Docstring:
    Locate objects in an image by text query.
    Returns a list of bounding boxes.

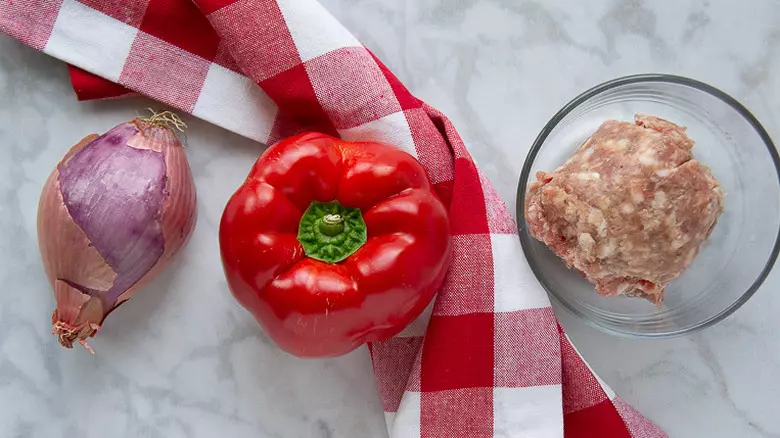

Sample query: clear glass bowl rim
[515,73,780,338]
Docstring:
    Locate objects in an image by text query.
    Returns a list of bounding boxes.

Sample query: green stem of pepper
[319,214,345,236]
[297,201,367,263]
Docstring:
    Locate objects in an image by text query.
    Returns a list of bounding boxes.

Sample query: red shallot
[36,111,198,352]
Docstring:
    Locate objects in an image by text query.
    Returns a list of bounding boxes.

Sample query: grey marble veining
[1,1,780,437]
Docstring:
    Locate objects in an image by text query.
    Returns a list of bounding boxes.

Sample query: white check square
[391,392,421,437]
[194,64,278,143]
[45,0,138,82]
[494,385,564,438]
[277,0,363,61]
[491,234,552,313]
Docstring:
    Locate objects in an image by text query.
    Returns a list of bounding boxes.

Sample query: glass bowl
[516,74,780,338]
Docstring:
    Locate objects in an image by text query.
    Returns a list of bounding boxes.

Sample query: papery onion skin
[37,117,197,351]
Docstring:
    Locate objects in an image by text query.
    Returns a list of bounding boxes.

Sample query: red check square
[208,0,301,81]
[119,32,211,112]
[421,313,494,391]
[404,108,455,185]
[449,158,491,235]
[76,0,150,27]
[433,180,454,209]
[305,47,402,129]
[433,234,494,316]
[68,65,134,100]
[561,335,608,414]
[260,63,338,141]
[214,41,241,73]
[140,0,220,61]
[421,387,494,438]
[0,0,63,50]
[565,400,632,438]
[494,308,562,387]
[369,337,423,413]
[424,103,470,158]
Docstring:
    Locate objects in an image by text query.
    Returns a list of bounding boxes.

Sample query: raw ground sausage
[525,114,724,305]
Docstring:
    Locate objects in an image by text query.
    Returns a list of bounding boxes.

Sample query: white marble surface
[1,1,779,437]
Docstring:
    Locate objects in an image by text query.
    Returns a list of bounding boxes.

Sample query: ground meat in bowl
[524,114,724,305]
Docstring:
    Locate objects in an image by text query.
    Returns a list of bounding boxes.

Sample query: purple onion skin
[58,123,166,309]
[39,117,197,352]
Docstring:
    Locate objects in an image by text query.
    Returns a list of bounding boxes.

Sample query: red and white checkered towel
[1,1,667,437]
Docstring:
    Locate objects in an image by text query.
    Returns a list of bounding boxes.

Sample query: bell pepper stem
[297,201,367,263]
[320,214,345,236]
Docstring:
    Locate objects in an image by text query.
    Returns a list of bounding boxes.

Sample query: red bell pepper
[219,132,452,358]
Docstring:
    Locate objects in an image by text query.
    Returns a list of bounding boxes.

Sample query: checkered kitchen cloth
[1,1,667,437]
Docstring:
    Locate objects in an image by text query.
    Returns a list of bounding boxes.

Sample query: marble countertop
[1,1,779,437]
